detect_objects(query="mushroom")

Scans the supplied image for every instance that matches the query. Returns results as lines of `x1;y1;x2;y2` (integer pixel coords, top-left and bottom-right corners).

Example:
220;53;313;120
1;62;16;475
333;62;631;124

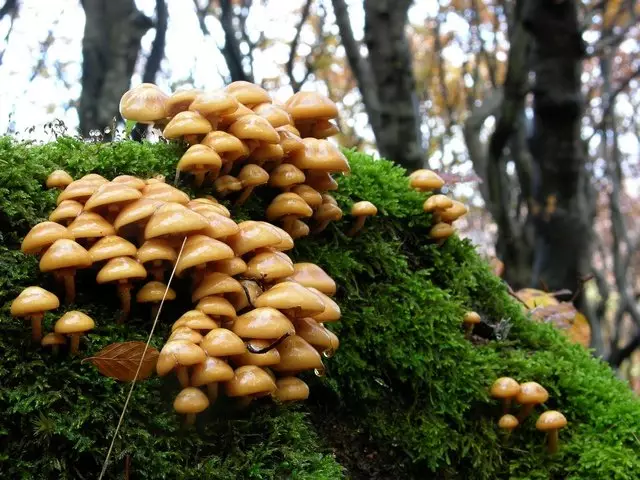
54;310;95;355
88;235;137;265
191;272;243;303
490;377;521;413
214;256;248;277
113;198;164;243
254;282;326;319
305;119;340;139
289;138;351;175
230;340;282;367
173;387;210;425
172;310;220;334
166;88;202;117
187;204;239;240
253;102;293;128
516;382;549;421
144;204;209;245
463;311;481;339
498;414;519;438
195;296;237;325
284;91;338;137
136;239;177;281
228;114;280;153
217;103;254;131
111;175;146;191
119;83;169;125
272;335;324;375
49;200;84;226
409;169;445;192
67;212;116;247
141;182;190;204
41;332;66;355
273;376;310;402
39;239;92;304
308;287;341;323
96;257;147;323
175;234;234;285
83;183;143;223
266;192;313;235
201;328;247;357
288;219;310;240
348;201;377;237
229;280;264;313
224;365;277;400
157;340;206;387
304;171;338;192
56;179;104;205
312;198;343;234
225;81;272;108
169;327;204;344
244;249;295;283
276;125;305;163
176;144;222;187
191;357;235;402
440;200;469;224
292;317;339;357
46;170;73;190
136;280;177;319
201;130;250;175
536;410;567;454
235;164;269;205
268;164;306;192
162;110;212;145
423;194;453;214
279;262;337;296
188;89;239;130
251;143;285;170
290;184;322;210
232;307;295;340
21;221;74;256
10;286;60;342
429;222;455;243
214;175;243;198
226;221;286;257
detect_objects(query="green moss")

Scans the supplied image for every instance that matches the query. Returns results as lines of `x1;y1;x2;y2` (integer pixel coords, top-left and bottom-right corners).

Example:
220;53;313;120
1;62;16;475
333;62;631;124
0;136;638;479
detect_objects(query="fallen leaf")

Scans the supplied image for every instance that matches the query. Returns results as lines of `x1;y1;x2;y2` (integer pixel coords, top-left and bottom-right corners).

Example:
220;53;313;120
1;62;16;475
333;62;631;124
83;341;159;382
529;302;591;348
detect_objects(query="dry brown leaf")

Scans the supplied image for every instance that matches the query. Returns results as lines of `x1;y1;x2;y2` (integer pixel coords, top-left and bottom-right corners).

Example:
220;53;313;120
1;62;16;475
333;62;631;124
83;341;159;382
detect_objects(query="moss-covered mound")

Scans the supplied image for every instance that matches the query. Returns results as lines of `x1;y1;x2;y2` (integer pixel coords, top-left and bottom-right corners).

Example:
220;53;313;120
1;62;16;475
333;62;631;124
1;136;638;479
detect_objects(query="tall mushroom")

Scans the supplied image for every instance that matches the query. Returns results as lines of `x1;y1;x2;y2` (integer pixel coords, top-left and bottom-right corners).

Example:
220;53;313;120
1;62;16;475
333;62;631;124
536;410;567;454
236;164;269;205
88;235;137;265
54;310;95;355
46;170;74;190
173;387;210;425
191;357;235;402
348;201;377;236
96;257;147;323
463;311;481;339
137;280;177;319
490;377;520;413
11;286;60;342
516;382;549;421
176;144;222;187
39;239;92;304
157;340;206;387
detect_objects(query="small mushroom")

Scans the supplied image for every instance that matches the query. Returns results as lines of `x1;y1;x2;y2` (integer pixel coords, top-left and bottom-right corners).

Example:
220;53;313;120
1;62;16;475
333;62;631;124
21;221;74;256
119;83;169;125
195;296;237;324
463;311;481;339
279;262;337;296
214;256;248;277
137;239;177;281
54;310;95;355
536;410;567;454
189;89;239;130
173;387;210;425
169;327;204;344
490;377;521;413
347;201;377;236
232;307;295;340
172;310;220;334
228;114;279;152
498;414;519;438
224;365;277;399
41;332;66;355
163;110;212;145
10;286;60;342
290;184;322;210
201;130;250;175
312;198;343;234
289;219;310;239
409;169;444;192
214;175;243;198
96;257;147;323
174;234;234;285
136;280;177;319
67;212;116;247
201;328;247;357
88;235;137;265
273;376;310;402
230;340;281;367
176;144;222;187
304;171;338;192
254;282;326;318
191;272;243;304
292;317;339;357
244;249;295;283
289;138;350;175
268;164;306;192
236;164;269;205
429;222;455;243
516;382;549;421
439;200;468;224
225;81;272;108
141;182;189;204
226;221;285;257
49;200;84;226
111;175;146;191
228;280;264;313
46;170;73;190
271;335;324;375
191;357;235;402
166;88;202;117
157;340;207;387
83;183;142;223
39;239;92;304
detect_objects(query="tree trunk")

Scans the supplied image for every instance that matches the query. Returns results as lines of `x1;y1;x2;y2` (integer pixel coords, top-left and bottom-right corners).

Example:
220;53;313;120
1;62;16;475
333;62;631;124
523;0;590;298
363;0;425;171
79;0;152;137
219;0;253;83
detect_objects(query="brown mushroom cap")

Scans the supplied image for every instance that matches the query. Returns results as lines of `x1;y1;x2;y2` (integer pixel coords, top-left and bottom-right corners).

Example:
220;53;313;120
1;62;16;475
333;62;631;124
305;171;338;192
141;183;190;204
175;235;234;277
277;126;305;155
273;376;310;402
490;377;521;399
46;170;73;189
238;164;270;189
301;118;340;139
144;205;209;241
136;280;177;303
293;317;339;352
224;365;277;397
137;239;178;265
173;310;220;332
352;201;377;217
269;224;295;251
516;382;549;405
11;286;60;317
291;185;322;209
536;410;567;431
88;236;137;263
429;222;455;240
228;114;280;144
200;130;249;164
440;200;469;223
192;272;243;302
49;200;83;225
67;212;116;241
226;221;285;256
313;202;343;225
253;102;292;128
119;83;169;123
266;193;313;222
498;414;519;431
280;262;337;296
245;249;295;281
269;164;306;190
189;90;239;118
191;357;235;386
195;296;237;321
272;335;323;373
308;287;341;322
156;340;207;376
423;194;454;213
173;387;210;414
113;198;164;233
21;221;74;255
201;328;247;356
177;144;222;175
96;257;147;284
230;340;282;367
409;169;445;191
464;311;482;325
218;103;254;130
41;332;66;347
232;307;295;339
285;91;338;121
162;111;212;139
228;280;263;312
166;88;203;117
56;180;102;205
84;183;142;213
254;282;326;317
225;81;272;107
169;327;204;344
214;256;248;276
188;206;239;239
54;310;95;334
214;175;243;196
289;138;350;174
111;175;147;191
39;239;92;272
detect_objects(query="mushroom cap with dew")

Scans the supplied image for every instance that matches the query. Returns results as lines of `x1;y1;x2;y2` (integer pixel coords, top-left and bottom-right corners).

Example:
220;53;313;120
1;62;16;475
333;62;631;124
156;340;206;376
41;332;66;348
440;200;468;223
237;164;269;189
189;90;239;117
305;171;338;192
226;221;285;256
516;382;549;406
84;183;142;212
214;257;247;276
273;376;310;402
218;103;254;130
293;317;339;351
113;198;164;232
195;296;237;321
136;280;176;303
173;310;220;332
280;262;337;296
54;311;95;334
231;340;281;367
253;102;292;128
11;286;60;317
272;335;323;373
40;239;92;272
137;239;177;265
423;194;453;213
166;88;202;117
169;327;204;344
232;307;295;339
224;365;277;397
499;414;519;431
200;130;249;163
214;175;243;196
254;282;326;317
162;110;211;139
245;249;294;281
351;200;377;217
67;212;115;240
536;410;567;432
285;91;338;121
21;222;74;255
173;387;210;414
266;193;313;221
175;235;234;277
177;144;222;174
88;236;137;263
192;272;243;303
490;377;521;400
277;126;305;155
429;223;455;240
201;328;247;357
49;200;83;224
191;357;235;386
144;204;209;241
269;164;306;189
409;169;444;191
46;170;73;189
111;175;146;191
464;311;481;325
228;114;280;144
229;280;263;312
308;287;341;322
225;81;271;106
96;257;147;284
142;182;190;204
290;138;350;173
291;185;322;209
119;83;169;123
189;206;239;239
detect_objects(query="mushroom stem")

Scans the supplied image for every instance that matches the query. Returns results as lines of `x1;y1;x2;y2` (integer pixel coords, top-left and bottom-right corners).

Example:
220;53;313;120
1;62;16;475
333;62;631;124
184;413;196;426
176;366;190;388
151;303;160;320
184;134;199;145
206;383;219;403
52;344;60;355
518;404;535;422
69;334;80;355
547;429;559;454
235;186;255;206
221;161;233;175
116;281;132;324
30;313;44;343
151;266;164;282
502;398;512;414
464;323;474;339
194;170;206;188
174;168;181;186
62;270;76;304
312;220;331;234
347;216;366;237
235;396;253;410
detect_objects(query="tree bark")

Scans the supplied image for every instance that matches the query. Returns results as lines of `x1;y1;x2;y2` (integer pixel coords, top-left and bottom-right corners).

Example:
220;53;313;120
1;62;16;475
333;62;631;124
79;0;152;137
219;0;253;82
524;0;590;297
142;0;168;84
363;0;425;171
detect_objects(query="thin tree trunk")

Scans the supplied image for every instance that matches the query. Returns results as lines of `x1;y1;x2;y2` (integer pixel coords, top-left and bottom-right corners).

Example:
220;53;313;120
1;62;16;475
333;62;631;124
219;0;253;82
142;0;168;84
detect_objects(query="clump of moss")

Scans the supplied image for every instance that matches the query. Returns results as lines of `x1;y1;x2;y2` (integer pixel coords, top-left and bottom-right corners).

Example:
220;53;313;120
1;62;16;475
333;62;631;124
0;136;638;479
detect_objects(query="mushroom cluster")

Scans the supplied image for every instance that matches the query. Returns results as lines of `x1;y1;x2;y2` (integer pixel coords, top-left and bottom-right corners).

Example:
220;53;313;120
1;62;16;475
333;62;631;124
409;169;468;243
119;81;376;238
489;377;567;454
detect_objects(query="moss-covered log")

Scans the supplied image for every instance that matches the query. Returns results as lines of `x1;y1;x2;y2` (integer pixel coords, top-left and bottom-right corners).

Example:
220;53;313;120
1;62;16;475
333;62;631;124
0;136;638;479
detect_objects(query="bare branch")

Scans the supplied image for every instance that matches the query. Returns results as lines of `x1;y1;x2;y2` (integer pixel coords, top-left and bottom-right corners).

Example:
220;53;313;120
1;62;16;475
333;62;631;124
142;0;168;84
286;0;313;92
218;0;253;82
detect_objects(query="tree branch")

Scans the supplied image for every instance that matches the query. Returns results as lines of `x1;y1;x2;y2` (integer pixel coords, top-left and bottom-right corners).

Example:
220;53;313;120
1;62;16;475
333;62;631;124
142;0;168;84
286;0;313;92
218;0;253;82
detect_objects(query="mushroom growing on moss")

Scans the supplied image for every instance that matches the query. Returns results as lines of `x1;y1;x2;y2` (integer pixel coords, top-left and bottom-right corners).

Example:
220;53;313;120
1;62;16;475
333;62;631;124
54;310;95;355
273;376;310;402
463;311;481;339
11;286;60;342
96;257;147;323
236;164;269;205
173;387;210;425
157;340;207;387
536;410;567;454
49;200;83;226
191;357;235;402
348;201;377;237
409;169;444;192
46;170;73;190
429;222;455;243
136;239;177;281
67;212;116;247
490;377;521;413
136;280;177;319
21;221;74;256
162;110;212;145
119;83;169;125
516;382;549;421
498;414;519;438
176;143;222;187
224;365;277;400
39;239;92;304
41;332;66;355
